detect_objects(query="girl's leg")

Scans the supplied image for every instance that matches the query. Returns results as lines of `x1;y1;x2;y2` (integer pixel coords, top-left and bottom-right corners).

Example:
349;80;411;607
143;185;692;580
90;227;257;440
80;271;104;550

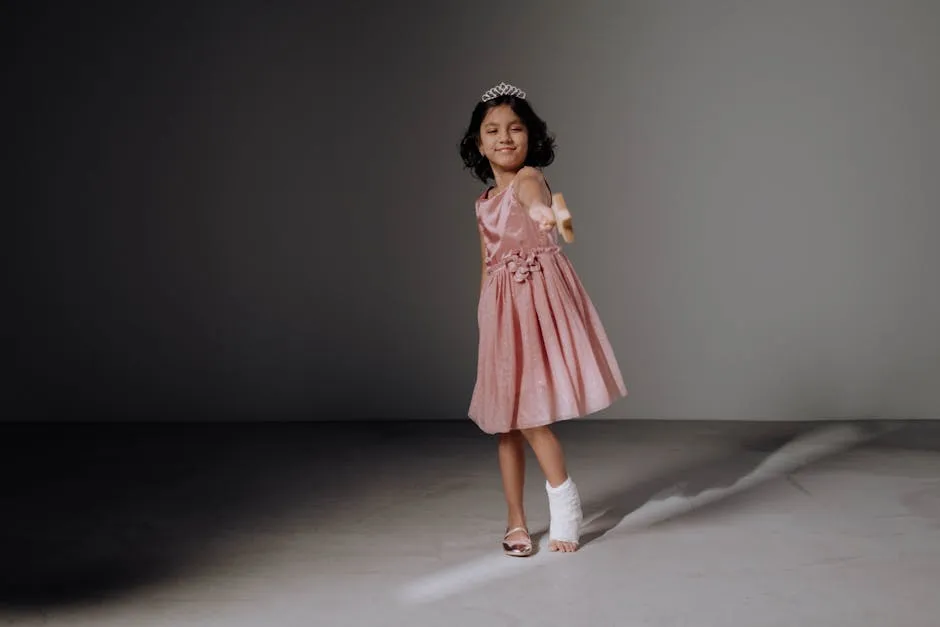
520;425;569;486
520;425;582;553
498;430;528;545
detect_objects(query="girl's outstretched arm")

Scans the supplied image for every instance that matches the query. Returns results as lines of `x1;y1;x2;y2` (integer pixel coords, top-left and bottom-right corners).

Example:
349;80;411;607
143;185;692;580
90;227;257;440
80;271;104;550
514;167;563;235
513;167;552;208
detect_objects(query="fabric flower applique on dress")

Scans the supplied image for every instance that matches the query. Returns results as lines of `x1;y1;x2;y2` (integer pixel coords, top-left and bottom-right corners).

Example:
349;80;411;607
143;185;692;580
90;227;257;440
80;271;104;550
505;250;542;283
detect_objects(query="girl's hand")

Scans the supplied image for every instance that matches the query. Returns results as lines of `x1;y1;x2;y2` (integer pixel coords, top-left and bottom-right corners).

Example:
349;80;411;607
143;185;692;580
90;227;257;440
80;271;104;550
552;193;574;243
528;201;556;232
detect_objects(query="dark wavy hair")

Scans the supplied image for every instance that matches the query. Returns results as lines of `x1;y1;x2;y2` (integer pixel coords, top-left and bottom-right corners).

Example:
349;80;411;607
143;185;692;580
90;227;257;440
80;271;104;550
458;94;556;183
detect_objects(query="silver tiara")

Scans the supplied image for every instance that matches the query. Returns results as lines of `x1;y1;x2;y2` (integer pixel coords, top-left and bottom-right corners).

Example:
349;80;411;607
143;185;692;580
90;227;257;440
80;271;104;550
481;82;526;102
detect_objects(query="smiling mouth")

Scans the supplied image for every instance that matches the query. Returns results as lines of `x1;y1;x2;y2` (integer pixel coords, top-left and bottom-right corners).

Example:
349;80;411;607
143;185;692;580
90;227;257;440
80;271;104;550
497;147;516;152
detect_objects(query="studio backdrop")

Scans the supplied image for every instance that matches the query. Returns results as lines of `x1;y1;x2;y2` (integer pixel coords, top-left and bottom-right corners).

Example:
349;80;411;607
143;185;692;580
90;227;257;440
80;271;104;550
9;0;939;421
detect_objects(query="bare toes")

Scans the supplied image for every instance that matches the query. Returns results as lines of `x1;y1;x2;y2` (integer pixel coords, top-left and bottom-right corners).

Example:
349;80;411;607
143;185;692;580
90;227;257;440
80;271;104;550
549;540;580;552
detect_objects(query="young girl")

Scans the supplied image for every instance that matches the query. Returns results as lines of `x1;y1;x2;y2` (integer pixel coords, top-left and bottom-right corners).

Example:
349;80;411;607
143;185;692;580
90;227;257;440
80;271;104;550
460;82;628;556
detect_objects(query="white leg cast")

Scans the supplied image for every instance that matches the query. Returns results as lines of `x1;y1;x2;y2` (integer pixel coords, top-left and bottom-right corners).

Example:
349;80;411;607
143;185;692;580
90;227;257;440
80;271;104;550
546;477;583;545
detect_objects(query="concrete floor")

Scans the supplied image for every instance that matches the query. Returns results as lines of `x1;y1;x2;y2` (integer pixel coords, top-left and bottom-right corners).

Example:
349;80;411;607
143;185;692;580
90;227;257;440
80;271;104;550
1;419;938;626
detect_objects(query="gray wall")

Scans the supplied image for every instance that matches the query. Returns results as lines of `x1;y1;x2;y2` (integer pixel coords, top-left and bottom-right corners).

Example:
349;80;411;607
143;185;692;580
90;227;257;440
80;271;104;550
8;0;939;421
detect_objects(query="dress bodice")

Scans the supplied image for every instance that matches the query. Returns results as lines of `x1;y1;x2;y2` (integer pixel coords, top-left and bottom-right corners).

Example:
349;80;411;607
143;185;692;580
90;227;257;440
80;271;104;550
475;178;558;267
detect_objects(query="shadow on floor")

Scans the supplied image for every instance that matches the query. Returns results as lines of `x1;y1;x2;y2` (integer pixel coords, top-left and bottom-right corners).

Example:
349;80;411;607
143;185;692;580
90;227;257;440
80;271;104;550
512;422;809;554
0;422;397;608
574;420;901;549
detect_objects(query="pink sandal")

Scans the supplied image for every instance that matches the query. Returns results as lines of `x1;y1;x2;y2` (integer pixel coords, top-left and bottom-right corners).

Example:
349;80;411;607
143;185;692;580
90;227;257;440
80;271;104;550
502;527;533;557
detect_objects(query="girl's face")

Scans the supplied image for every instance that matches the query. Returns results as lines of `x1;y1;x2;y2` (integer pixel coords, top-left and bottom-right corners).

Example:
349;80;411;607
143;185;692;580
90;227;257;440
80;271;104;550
477;104;529;174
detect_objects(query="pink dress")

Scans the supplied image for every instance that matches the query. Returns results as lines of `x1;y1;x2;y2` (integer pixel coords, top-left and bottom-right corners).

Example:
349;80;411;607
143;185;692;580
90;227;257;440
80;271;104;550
468;177;627;434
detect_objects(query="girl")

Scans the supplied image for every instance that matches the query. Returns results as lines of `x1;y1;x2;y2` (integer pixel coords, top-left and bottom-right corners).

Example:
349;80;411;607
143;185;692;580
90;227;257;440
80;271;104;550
460;82;628;556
